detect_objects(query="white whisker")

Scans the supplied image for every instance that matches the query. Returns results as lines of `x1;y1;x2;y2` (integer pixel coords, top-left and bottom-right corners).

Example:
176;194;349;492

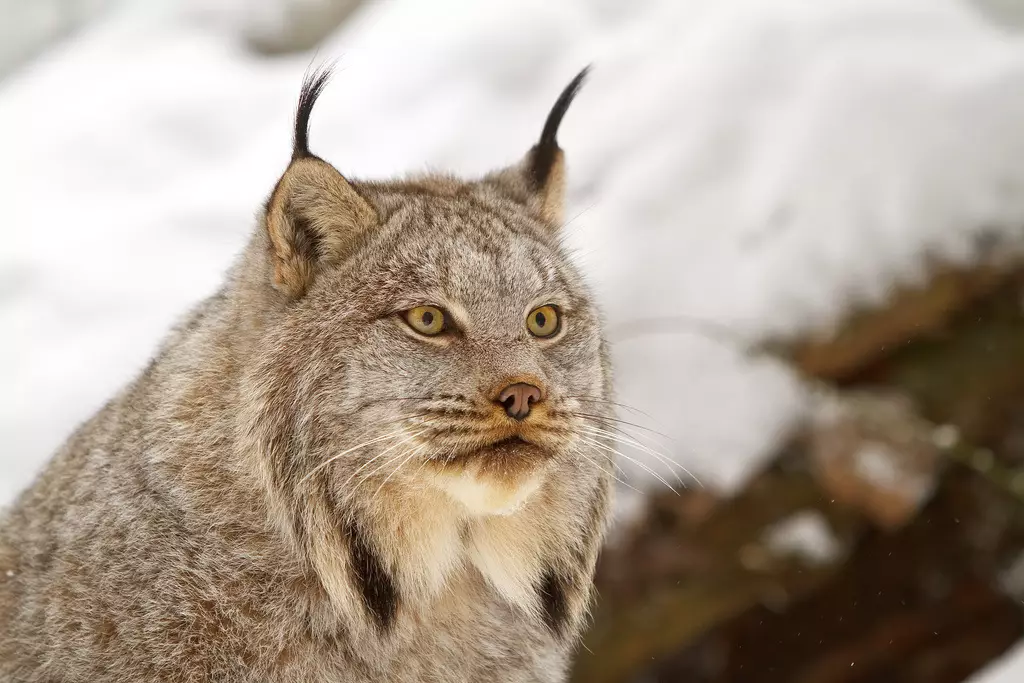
313;428;427;493
405;447;438;493
580;424;702;488
369;440;430;505
299;425;418;485
564;395;659;423
576;434;680;495
580;425;679;473
568;445;641;494
562;410;673;440
343;431;428;493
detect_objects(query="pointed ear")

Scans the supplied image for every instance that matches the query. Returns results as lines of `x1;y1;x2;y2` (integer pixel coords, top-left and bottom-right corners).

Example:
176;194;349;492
489;67;590;228
265;66;378;298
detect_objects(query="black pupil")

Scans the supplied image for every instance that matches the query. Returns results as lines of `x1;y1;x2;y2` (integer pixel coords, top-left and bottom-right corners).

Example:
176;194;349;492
535;311;547;328
421;311;435;327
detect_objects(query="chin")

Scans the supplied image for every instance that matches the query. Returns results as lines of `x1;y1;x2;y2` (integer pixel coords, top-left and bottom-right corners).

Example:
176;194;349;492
426;440;555;516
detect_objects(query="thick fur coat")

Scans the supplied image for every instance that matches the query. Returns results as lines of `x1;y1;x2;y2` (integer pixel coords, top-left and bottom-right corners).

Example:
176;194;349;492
0;67;613;682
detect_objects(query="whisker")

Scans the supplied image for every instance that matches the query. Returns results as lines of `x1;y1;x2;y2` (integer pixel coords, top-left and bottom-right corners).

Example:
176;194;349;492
568;443;619;479
299;425;419;485
338;448;418;505
587;420;674;453
430;428;477;470
405;447;438;493
356;395;475;410
316;409;438;423
581;425;685;485
347;431;430;487
309;427;427;490
369;441;430;505
577;434;680;495
358;396;435;405
580;424;705;488
562;396;658;421
577;413;696;483
568;446;642;494
581;419;675;456
579;424;700;486
580;423;674;461
299;407;450;485
560;410;673;440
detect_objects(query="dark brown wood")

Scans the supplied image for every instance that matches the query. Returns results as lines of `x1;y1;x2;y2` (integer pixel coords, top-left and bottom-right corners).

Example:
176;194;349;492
787;266;1009;382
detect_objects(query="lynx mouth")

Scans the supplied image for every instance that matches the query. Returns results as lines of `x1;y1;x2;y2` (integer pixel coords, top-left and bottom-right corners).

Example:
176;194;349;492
452;435;551;465
482;435;530;452
492;436;528;447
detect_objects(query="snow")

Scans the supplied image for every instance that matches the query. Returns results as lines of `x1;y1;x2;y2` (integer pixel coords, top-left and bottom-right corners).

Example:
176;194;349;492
854;441;933;501
762;510;844;566
0;0;119;78
5;0;1024;515
970;641;1024;683
998;551;1024;598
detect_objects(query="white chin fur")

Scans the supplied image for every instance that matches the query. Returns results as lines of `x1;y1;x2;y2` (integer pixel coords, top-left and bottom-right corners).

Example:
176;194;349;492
430;462;547;516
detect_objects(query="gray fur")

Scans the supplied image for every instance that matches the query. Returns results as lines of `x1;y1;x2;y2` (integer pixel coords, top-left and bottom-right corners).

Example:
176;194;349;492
0;71;612;682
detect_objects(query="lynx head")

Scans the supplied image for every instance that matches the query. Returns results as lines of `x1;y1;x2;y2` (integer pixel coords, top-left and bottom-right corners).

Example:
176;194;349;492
241;66;612;641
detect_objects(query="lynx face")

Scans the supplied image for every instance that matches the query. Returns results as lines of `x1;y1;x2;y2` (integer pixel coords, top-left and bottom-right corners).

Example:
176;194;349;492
247;67;611;525
275;185;608;515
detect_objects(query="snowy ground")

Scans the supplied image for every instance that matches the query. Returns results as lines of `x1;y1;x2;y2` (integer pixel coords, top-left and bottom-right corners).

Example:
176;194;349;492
4;0;1024;678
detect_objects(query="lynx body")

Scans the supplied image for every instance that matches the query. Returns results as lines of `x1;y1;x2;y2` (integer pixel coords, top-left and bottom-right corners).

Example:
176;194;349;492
0;68;612;682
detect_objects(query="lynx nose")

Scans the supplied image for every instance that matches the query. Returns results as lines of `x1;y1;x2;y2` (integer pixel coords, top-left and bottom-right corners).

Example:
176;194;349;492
496;383;543;421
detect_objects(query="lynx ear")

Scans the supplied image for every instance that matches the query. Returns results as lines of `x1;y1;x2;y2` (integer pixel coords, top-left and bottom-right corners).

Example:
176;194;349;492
265;67;377;298
489;67;590;228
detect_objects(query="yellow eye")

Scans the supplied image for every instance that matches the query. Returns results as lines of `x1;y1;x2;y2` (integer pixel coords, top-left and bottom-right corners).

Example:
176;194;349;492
404;306;447;336
527;305;561;338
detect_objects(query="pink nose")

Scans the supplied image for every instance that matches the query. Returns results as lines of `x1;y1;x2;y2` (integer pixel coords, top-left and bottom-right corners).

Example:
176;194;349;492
496;383;543;421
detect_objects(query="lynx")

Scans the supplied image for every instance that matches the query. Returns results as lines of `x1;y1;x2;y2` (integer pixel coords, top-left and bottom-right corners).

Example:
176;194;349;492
0;66;613;682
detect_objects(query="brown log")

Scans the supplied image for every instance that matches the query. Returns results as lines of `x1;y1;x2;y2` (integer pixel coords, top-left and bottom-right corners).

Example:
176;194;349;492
787;266;1009;382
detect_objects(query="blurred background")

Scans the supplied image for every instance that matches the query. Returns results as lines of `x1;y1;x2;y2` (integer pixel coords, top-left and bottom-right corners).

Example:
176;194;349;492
3;0;1024;680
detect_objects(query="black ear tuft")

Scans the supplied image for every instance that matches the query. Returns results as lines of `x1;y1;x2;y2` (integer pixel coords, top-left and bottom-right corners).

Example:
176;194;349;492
293;64;335;160
527;66;591;190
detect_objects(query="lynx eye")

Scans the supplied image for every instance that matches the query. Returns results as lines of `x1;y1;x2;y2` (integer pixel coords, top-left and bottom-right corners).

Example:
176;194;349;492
404;305;447;336
527;305;561;338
